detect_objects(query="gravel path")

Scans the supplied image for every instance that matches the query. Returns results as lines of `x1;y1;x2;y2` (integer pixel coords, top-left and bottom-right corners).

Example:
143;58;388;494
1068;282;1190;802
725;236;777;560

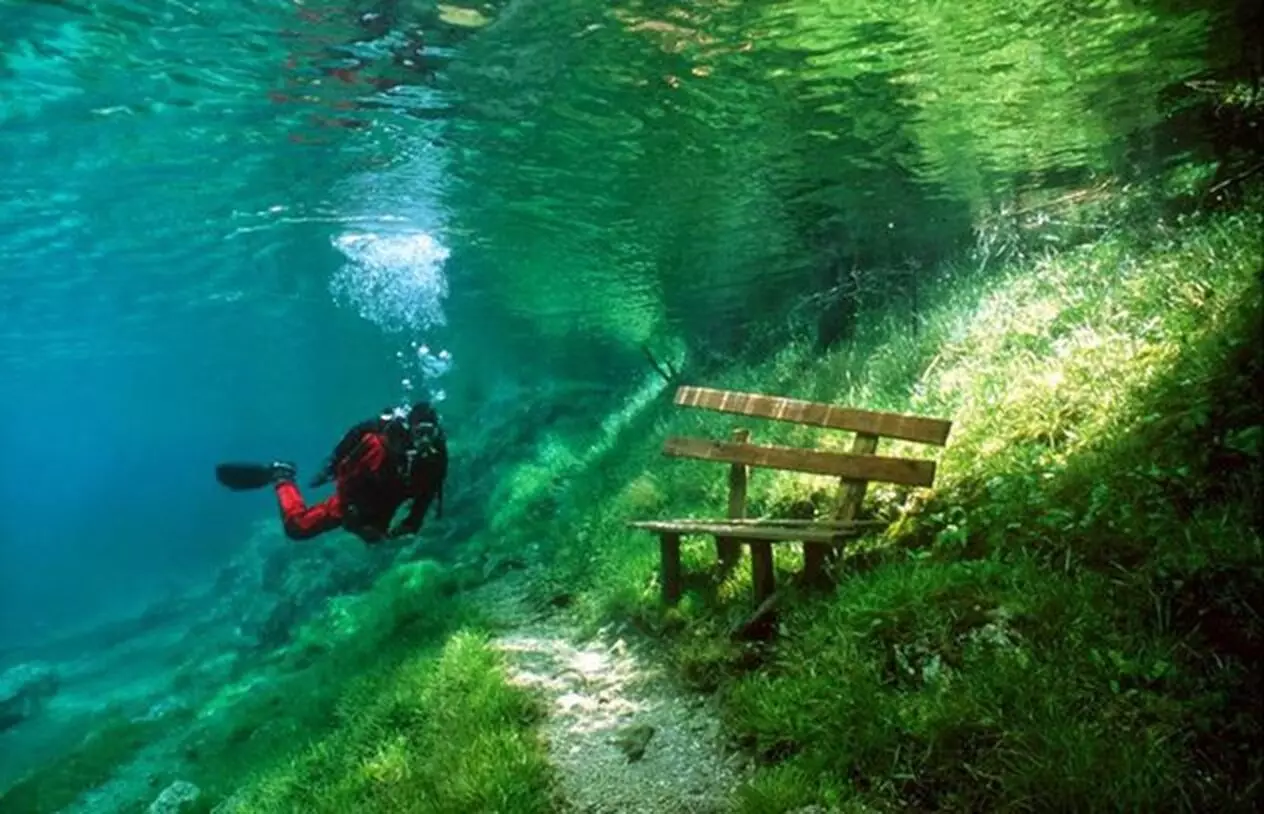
473;571;749;814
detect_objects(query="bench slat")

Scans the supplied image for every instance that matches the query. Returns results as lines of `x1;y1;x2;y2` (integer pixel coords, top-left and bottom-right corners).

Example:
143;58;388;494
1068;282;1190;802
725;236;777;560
629;519;871;545
664;435;937;487
633;517;887;529
675;385;952;446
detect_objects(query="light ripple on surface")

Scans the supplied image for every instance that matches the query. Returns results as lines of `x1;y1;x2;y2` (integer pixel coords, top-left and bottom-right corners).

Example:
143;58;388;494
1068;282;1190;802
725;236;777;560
0;0;1231;368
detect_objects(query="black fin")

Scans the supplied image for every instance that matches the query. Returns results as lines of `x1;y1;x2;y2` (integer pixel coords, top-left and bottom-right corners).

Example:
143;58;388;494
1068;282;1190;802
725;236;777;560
215;462;277;491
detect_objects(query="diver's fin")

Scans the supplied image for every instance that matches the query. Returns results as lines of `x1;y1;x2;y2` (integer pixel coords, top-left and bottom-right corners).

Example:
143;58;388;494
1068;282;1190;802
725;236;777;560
215;462;279;491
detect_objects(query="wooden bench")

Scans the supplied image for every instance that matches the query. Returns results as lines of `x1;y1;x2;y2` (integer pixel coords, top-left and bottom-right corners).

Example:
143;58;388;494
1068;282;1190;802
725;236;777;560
629;385;953;606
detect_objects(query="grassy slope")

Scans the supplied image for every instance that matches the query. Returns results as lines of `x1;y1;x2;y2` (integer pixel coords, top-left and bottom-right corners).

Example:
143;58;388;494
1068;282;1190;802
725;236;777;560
178;561;560;813
501;189;1263;812
216;632;556;814
0;714;184;814
0;560;559;814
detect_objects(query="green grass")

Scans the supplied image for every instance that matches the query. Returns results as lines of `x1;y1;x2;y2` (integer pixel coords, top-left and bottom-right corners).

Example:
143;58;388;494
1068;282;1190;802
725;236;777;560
219;632;557;814
480;185;1264;812
0;558;558;814
177;560;558;813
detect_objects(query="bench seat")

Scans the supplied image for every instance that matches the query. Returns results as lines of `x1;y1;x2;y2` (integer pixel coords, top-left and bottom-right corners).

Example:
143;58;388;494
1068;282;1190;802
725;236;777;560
628;518;884;545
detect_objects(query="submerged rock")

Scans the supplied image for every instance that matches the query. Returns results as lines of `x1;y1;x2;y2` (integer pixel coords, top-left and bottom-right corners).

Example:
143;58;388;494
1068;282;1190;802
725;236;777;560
146;780;200;814
135;697;186;723
206;524;391;654
614;723;656;762
0;661;59;732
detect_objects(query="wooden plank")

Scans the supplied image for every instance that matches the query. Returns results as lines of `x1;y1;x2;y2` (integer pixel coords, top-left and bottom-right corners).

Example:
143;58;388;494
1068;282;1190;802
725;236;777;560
718;428;749;571
750;540;775;603
802;543;829;588
628;520;869;545
660;533;682;605
675;385;952;446
663;436;937;488
834;433;880;522
633;517;887;529
819;432;881;583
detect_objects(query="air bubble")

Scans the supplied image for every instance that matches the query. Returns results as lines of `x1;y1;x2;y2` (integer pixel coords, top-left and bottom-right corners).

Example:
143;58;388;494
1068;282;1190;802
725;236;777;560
329;231;449;334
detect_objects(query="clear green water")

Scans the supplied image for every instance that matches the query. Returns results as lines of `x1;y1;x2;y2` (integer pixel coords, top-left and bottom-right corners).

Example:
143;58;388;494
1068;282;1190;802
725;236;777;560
1;0;1241;359
0;0;1251;640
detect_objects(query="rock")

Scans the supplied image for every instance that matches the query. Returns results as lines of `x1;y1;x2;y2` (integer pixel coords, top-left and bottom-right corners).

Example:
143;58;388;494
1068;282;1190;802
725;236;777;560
146;780;200;814
0;661;59;732
215;526;387;652
210;793;248;814
613;723;655;762
135;698;185;723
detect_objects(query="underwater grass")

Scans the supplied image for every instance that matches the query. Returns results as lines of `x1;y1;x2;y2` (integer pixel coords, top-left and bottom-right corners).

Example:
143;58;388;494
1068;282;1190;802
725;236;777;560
0;557;557;813
174;559;559;812
482;188;1264;811
0;712;183;814
219;631;556;814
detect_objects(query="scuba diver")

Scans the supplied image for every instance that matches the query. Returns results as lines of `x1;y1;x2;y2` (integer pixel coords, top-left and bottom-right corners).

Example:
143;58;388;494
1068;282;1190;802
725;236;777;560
216;401;448;544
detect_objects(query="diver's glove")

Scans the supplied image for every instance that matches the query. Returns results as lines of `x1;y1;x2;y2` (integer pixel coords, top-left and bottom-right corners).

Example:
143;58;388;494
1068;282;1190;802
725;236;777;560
269;461;298;484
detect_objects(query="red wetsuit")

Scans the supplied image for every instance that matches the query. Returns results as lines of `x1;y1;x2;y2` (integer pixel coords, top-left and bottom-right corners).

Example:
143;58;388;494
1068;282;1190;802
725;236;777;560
274;429;440;543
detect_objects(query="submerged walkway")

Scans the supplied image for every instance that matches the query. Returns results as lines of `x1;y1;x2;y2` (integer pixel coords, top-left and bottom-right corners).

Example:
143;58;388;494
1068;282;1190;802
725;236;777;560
472;571;748;813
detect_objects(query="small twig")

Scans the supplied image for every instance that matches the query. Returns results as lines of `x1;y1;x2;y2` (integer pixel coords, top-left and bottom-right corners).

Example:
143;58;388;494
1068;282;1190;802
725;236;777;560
1204;160;1264;200
999;182;1114;220
640;343;676;384
921;352;943;381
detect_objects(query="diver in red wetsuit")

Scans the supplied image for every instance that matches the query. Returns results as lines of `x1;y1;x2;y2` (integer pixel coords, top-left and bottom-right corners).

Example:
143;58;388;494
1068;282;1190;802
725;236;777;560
266;401;448;543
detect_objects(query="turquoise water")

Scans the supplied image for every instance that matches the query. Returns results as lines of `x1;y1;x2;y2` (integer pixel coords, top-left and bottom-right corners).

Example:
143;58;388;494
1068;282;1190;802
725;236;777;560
0;0;1260;806
0;0;1252;646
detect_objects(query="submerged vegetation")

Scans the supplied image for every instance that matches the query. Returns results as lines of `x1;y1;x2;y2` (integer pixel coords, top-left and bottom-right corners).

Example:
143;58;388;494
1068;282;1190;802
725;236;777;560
0;714;183;814
172;562;558;813
0;558;558;813
219;632;556;814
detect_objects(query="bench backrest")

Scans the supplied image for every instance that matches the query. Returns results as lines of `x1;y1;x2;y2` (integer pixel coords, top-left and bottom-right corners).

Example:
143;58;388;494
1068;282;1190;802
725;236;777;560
663;385;952;521
674;386;952;446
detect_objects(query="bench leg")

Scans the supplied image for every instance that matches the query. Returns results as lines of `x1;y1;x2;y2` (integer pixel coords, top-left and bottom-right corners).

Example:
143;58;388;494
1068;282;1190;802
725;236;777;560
803;543;834;589
660;532;682;605
716;536;741;576
750;541;775;604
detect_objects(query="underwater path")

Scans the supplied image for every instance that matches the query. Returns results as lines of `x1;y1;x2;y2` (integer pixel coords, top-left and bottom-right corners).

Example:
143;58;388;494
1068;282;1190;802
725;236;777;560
472;570;748;813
